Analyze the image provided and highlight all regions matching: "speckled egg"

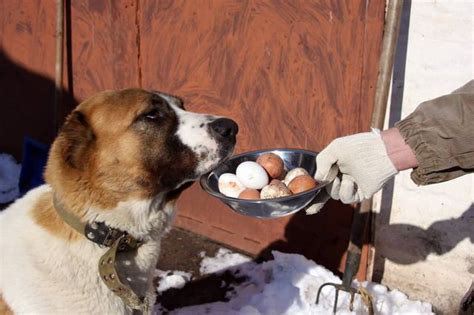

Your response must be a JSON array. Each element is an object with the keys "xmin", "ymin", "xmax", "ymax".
[
  {"xmin": 218, "ymin": 173, "xmax": 246, "ymax": 198},
  {"xmin": 260, "ymin": 179, "xmax": 292, "ymax": 199}
]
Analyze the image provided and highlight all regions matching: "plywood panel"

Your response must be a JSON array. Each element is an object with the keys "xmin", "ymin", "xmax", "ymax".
[
  {"xmin": 141, "ymin": 0, "xmax": 371, "ymax": 147},
  {"xmin": 0, "ymin": 0, "xmax": 384, "ymax": 280},
  {"xmin": 68, "ymin": 0, "xmax": 139, "ymax": 101},
  {"xmin": 140, "ymin": 0, "xmax": 385, "ymax": 278},
  {"xmin": 0, "ymin": 1, "xmax": 57, "ymax": 160},
  {"xmin": 0, "ymin": 0, "xmax": 141, "ymax": 159}
]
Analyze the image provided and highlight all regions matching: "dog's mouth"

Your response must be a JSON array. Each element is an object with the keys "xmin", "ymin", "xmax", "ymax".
[
  {"xmin": 212, "ymin": 144, "xmax": 236, "ymax": 170},
  {"xmin": 192, "ymin": 139, "xmax": 236, "ymax": 178},
  {"xmin": 170, "ymin": 144, "xmax": 235, "ymax": 191},
  {"xmin": 198, "ymin": 118, "xmax": 238, "ymax": 175},
  {"xmin": 169, "ymin": 106, "xmax": 239, "ymax": 186},
  {"xmin": 209, "ymin": 118, "xmax": 238, "ymax": 155}
]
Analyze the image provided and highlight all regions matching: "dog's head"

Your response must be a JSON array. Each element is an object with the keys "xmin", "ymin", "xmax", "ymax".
[{"xmin": 45, "ymin": 89, "xmax": 237, "ymax": 207}]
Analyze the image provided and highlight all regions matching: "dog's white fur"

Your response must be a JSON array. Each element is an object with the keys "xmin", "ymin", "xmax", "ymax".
[
  {"xmin": 0, "ymin": 90, "xmax": 236, "ymax": 314},
  {"xmin": 1, "ymin": 185, "xmax": 171, "ymax": 314},
  {"xmin": 163, "ymin": 94, "xmax": 221, "ymax": 175}
]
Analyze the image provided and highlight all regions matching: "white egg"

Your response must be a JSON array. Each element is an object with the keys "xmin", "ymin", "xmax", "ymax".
[
  {"xmin": 218, "ymin": 173, "xmax": 246, "ymax": 198},
  {"xmin": 236, "ymin": 161, "xmax": 269, "ymax": 190},
  {"xmin": 283, "ymin": 167, "xmax": 309, "ymax": 185}
]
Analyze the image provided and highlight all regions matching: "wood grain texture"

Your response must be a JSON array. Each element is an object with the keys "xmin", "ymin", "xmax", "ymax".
[
  {"xmin": 139, "ymin": 0, "xmax": 386, "ymax": 278},
  {"xmin": 141, "ymin": 0, "xmax": 371, "ymax": 150},
  {"xmin": 0, "ymin": 1, "xmax": 57, "ymax": 159},
  {"xmin": 358, "ymin": 0, "xmax": 386, "ymax": 130},
  {"xmin": 0, "ymin": 0, "xmax": 385, "ymax": 279},
  {"xmin": 0, "ymin": 0, "xmax": 141, "ymax": 159},
  {"xmin": 68, "ymin": 0, "xmax": 139, "ymax": 100}
]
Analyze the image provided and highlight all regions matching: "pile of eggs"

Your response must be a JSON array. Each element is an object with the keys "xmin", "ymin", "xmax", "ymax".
[{"xmin": 218, "ymin": 153, "xmax": 318, "ymax": 200}]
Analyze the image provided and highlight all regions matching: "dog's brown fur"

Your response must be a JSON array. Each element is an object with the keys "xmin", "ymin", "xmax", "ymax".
[
  {"xmin": 43, "ymin": 89, "xmax": 195, "ymax": 232},
  {"xmin": 0, "ymin": 294, "xmax": 13, "ymax": 315},
  {"xmin": 0, "ymin": 88, "xmax": 237, "ymax": 314},
  {"xmin": 30, "ymin": 191, "xmax": 81, "ymax": 242},
  {"xmin": 45, "ymin": 90, "xmax": 152, "ymax": 214}
]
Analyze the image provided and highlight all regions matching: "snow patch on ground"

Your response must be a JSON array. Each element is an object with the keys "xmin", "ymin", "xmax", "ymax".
[
  {"xmin": 156, "ymin": 270, "xmax": 192, "ymax": 293},
  {"xmin": 200, "ymin": 248, "xmax": 253, "ymax": 275},
  {"xmin": 155, "ymin": 249, "xmax": 433, "ymax": 315}
]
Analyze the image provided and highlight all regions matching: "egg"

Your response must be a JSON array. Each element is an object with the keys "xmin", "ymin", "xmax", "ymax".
[
  {"xmin": 218, "ymin": 173, "xmax": 246, "ymax": 197},
  {"xmin": 260, "ymin": 179, "xmax": 292, "ymax": 199},
  {"xmin": 238, "ymin": 188, "xmax": 261, "ymax": 200},
  {"xmin": 288, "ymin": 175, "xmax": 318, "ymax": 194},
  {"xmin": 283, "ymin": 167, "xmax": 310, "ymax": 185},
  {"xmin": 236, "ymin": 161, "xmax": 269, "ymax": 189},
  {"xmin": 256, "ymin": 153, "xmax": 285, "ymax": 179}
]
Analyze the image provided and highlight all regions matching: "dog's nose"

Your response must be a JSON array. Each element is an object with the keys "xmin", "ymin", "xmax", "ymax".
[{"xmin": 210, "ymin": 118, "xmax": 239, "ymax": 138}]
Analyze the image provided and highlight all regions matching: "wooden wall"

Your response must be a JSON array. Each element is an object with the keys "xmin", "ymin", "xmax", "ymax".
[{"xmin": 0, "ymin": 0, "xmax": 385, "ymax": 279}]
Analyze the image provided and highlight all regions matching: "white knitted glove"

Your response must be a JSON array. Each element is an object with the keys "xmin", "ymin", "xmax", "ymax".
[{"xmin": 314, "ymin": 131, "xmax": 398, "ymax": 204}]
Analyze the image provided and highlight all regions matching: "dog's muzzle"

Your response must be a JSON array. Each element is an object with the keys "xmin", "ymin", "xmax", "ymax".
[{"xmin": 209, "ymin": 118, "xmax": 239, "ymax": 142}]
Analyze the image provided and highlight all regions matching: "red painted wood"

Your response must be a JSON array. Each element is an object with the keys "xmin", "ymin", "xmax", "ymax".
[
  {"xmin": 68, "ymin": 0, "xmax": 140, "ymax": 101},
  {"xmin": 0, "ymin": 0, "xmax": 385, "ymax": 280},
  {"xmin": 0, "ymin": 0, "xmax": 140, "ymax": 159},
  {"xmin": 139, "ymin": 0, "xmax": 386, "ymax": 278},
  {"xmin": 0, "ymin": 1, "xmax": 57, "ymax": 159}
]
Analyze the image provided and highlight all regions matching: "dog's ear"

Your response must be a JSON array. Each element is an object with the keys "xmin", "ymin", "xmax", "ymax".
[
  {"xmin": 171, "ymin": 95, "xmax": 185, "ymax": 110},
  {"xmin": 153, "ymin": 91, "xmax": 185, "ymax": 110},
  {"xmin": 57, "ymin": 110, "xmax": 95, "ymax": 170}
]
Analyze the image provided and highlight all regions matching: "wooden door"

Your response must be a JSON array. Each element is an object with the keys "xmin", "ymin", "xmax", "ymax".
[
  {"xmin": 139, "ymin": 0, "xmax": 385, "ymax": 278},
  {"xmin": 0, "ymin": 0, "xmax": 384, "ymax": 279}
]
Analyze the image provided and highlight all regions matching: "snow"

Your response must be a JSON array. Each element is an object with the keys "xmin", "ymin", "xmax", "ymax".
[
  {"xmin": 0, "ymin": 153, "xmax": 21, "ymax": 204},
  {"xmin": 200, "ymin": 248, "xmax": 253, "ymax": 275},
  {"xmin": 156, "ymin": 270, "xmax": 192, "ymax": 293},
  {"xmin": 154, "ymin": 249, "xmax": 433, "ymax": 315}
]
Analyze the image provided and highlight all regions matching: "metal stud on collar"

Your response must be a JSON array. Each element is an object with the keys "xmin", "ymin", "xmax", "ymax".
[
  {"xmin": 53, "ymin": 194, "xmax": 147, "ymax": 312},
  {"xmin": 98, "ymin": 234, "xmax": 150, "ymax": 313}
]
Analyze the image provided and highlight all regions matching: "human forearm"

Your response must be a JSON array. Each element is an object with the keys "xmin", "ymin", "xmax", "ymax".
[
  {"xmin": 381, "ymin": 127, "xmax": 418, "ymax": 171},
  {"xmin": 394, "ymin": 80, "xmax": 474, "ymax": 185}
]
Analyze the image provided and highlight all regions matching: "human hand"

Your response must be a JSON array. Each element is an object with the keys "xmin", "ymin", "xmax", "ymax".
[
  {"xmin": 304, "ymin": 164, "xmax": 337, "ymax": 215},
  {"xmin": 313, "ymin": 131, "xmax": 398, "ymax": 206}
]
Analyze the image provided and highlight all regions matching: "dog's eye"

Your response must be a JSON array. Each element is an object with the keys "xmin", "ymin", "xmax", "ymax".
[{"xmin": 144, "ymin": 109, "xmax": 162, "ymax": 121}]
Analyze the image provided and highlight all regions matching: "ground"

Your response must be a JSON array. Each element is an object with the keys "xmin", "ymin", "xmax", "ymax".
[
  {"xmin": 0, "ymin": 202, "xmax": 435, "ymax": 314},
  {"xmin": 155, "ymin": 227, "xmax": 250, "ymax": 312}
]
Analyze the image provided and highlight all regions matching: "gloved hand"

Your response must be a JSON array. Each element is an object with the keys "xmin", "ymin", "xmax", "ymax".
[{"xmin": 306, "ymin": 130, "xmax": 398, "ymax": 214}]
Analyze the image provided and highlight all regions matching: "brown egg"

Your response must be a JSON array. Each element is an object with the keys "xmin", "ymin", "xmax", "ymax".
[
  {"xmin": 283, "ymin": 167, "xmax": 309, "ymax": 185},
  {"xmin": 238, "ymin": 188, "xmax": 261, "ymax": 200},
  {"xmin": 256, "ymin": 153, "xmax": 285, "ymax": 179},
  {"xmin": 288, "ymin": 175, "xmax": 318, "ymax": 194}
]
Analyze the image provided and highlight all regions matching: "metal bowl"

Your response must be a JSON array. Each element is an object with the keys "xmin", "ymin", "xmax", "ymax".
[{"xmin": 200, "ymin": 148, "xmax": 328, "ymax": 219}]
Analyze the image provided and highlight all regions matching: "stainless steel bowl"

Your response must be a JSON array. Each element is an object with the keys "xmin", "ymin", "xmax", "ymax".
[{"xmin": 200, "ymin": 148, "xmax": 329, "ymax": 219}]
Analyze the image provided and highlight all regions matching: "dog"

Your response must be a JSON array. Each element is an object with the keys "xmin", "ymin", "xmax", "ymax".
[{"xmin": 0, "ymin": 89, "xmax": 238, "ymax": 314}]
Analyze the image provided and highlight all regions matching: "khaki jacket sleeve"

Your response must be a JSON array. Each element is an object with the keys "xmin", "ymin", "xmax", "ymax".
[{"xmin": 395, "ymin": 80, "xmax": 474, "ymax": 185}]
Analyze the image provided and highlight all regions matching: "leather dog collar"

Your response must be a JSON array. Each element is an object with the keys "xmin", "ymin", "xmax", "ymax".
[
  {"xmin": 53, "ymin": 195, "xmax": 142, "ymax": 250},
  {"xmin": 53, "ymin": 195, "xmax": 150, "ymax": 313}
]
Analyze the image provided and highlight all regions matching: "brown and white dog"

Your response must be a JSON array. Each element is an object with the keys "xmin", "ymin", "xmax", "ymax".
[{"xmin": 0, "ymin": 89, "xmax": 238, "ymax": 314}]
